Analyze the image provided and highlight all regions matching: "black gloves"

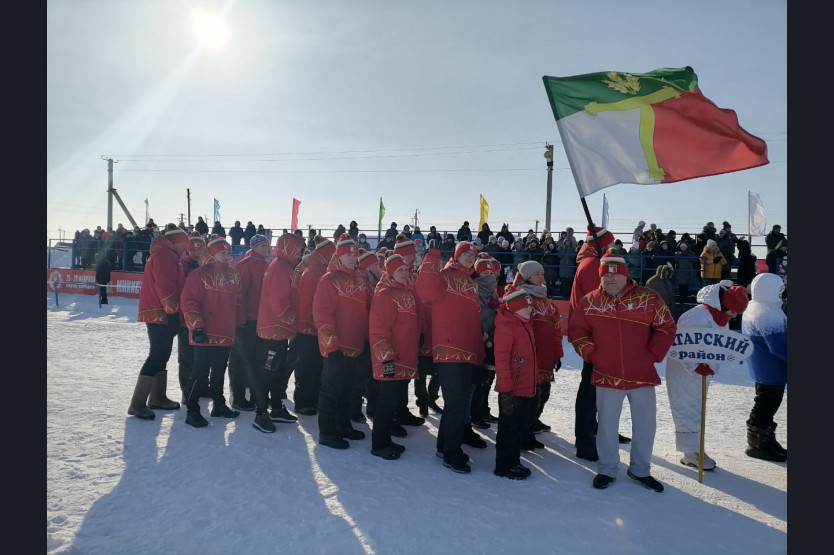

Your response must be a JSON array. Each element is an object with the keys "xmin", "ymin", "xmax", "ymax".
[
  {"xmin": 714, "ymin": 255, "xmax": 722, "ymax": 262},
  {"xmin": 192, "ymin": 328, "xmax": 208, "ymax": 344},
  {"xmin": 382, "ymin": 360, "xmax": 395, "ymax": 378},
  {"xmin": 498, "ymin": 392, "xmax": 514, "ymax": 415}
]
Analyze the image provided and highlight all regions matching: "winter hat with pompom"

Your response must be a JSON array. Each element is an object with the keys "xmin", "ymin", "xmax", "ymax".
[
  {"xmin": 164, "ymin": 224, "xmax": 189, "ymax": 245},
  {"xmin": 249, "ymin": 234, "xmax": 269, "ymax": 249},
  {"xmin": 334, "ymin": 233, "xmax": 358, "ymax": 257},
  {"xmin": 598, "ymin": 248, "xmax": 629, "ymax": 277},
  {"xmin": 384, "ymin": 253, "xmax": 410, "ymax": 276},
  {"xmin": 207, "ymin": 236, "xmax": 231, "ymax": 256},
  {"xmin": 502, "ymin": 285, "xmax": 533, "ymax": 313},
  {"xmin": 586, "ymin": 225, "xmax": 615, "ymax": 250}
]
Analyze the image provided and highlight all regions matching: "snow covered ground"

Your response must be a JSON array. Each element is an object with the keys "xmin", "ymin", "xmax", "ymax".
[{"xmin": 46, "ymin": 292, "xmax": 787, "ymax": 554}]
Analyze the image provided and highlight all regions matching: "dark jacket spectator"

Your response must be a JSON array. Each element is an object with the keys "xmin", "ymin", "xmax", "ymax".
[
  {"xmin": 765, "ymin": 225, "xmax": 786, "ymax": 253},
  {"xmin": 243, "ymin": 222, "xmax": 257, "ymax": 245},
  {"xmin": 736, "ymin": 238, "xmax": 758, "ymax": 288},
  {"xmin": 477, "ymin": 223, "xmax": 493, "ymax": 246},
  {"xmin": 496, "ymin": 224, "xmax": 515, "ymax": 248},
  {"xmin": 456, "ymin": 221, "xmax": 472, "ymax": 242},
  {"xmin": 228, "ymin": 221, "xmax": 245, "ymax": 245},
  {"xmin": 195, "ymin": 217, "xmax": 209, "ymax": 236},
  {"xmin": 211, "ymin": 221, "xmax": 226, "ymax": 237}
]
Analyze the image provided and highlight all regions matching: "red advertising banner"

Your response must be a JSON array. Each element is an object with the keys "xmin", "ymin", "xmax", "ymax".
[{"xmin": 46, "ymin": 269, "xmax": 143, "ymax": 299}]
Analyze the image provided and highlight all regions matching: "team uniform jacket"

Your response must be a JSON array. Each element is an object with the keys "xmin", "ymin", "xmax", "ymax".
[
  {"xmin": 568, "ymin": 241, "xmax": 604, "ymax": 318},
  {"xmin": 568, "ymin": 282, "xmax": 677, "ymax": 390},
  {"xmin": 493, "ymin": 305, "xmax": 539, "ymax": 398},
  {"xmin": 181, "ymin": 259, "xmax": 241, "ymax": 346},
  {"xmin": 369, "ymin": 278, "xmax": 422, "ymax": 380},
  {"xmin": 312, "ymin": 257, "xmax": 372, "ymax": 358},
  {"xmin": 137, "ymin": 235, "xmax": 185, "ymax": 324},
  {"xmin": 235, "ymin": 249, "xmax": 268, "ymax": 326},
  {"xmin": 256, "ymin": 241, "xmax": 302, "ymax": 341},
  {"xmin": 530, "ymin": 293, "xmax": 564, "ymax": 382},
  {"xmin": 415, "ymin": 249, "xmax": 484, "ymax": 365},
  {"xmin": 295, "ymin": 250, "xmax": 332, "ymax": 335}
]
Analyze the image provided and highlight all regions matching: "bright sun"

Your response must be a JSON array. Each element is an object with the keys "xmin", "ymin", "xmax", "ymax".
[{"xmin": 192, "ymin": 10, "xmax": 229, "ymax": 49}]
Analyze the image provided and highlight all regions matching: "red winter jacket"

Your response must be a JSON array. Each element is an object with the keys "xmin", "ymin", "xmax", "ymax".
[
  {"xmin": 235, "ymin": 249, "xmax": 268, "ymax": 325},
  {"xmin": 369, "ymin": 279, "xmax": 421, "ymax": 380},
  {"xmin": 137, "ymin": 236, "xmax": 185, "ymax": 324},
  {"xmin": 415, "ymin": 249, "xmax": 484, "ymax": 365},
  {"xmin": 493, "ymin": 305, "xmax": 538, "ymax": 398},
  {"xmin": 569, "ymin": 241, "xmax": 604, "ymax": 318},
  {"xmin": 256, "ymin": 248, "xmax": 300, "ymax": 341},
  {"xmin": 181, "ymin": 260, "xmax": 241, "ymax": 346},
  {"xmin": 295, "ymin": 250, "xmax": 331, "ymax": 335},
  {"xmin": 312, "ymin": 257, "xmax": 372, "ymax": 358},
  {"xmin": 529, "ymin": 295, "xmax": 564, "ymax": 382},
  {"xmin": 568, "ymin": 282, "xmax": 677, "ymax": 390}
]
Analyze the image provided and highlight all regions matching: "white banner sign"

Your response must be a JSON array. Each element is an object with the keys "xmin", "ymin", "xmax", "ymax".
[{"xmin": 667, "ymin": 326, "xmax": 753, "ymax": 364}]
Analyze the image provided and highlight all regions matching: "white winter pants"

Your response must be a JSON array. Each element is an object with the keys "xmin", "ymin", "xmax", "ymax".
[
  {"xmin": 666, "ymin": 361, "xmax": 711, "ymax": 453},
  {"xmin": 596, "ymin": 386, "xmax": 656, "ymax": 479}
]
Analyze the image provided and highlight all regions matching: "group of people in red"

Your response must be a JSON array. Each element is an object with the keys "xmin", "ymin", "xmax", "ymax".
[{"xmin": 125, "ymin": 217, "xmax": 783, "ymax": 490}]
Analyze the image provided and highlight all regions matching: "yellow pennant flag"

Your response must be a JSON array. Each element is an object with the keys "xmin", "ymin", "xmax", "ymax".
[{"xmin": 479, "ymin": 195, "xmax": 489, "ymax": 233}]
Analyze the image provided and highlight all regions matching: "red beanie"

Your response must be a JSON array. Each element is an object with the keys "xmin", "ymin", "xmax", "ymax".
[
  {"xmin": 334, "ymin": 233, "xmax": 358, "ymax": 258},
  {"xmin": 720, "ymin": 285, "xmax": 749, "ymax": 313},
  {"xmin": 384, "ymin": 253, "xmax": 410, "ymax": 276},
  {"xmin": 598, "ymin": 248, "xmax": 629, "ymax": 277},
  {"xmin": 188, "ymin": 231, "xmax": 206, "ymax": 249},
  {"xmin": 586, "ymin": 225, "xmax": 615, "ymax": 250},
  {"xmin": 473, "ymin": 253, "xmax": 500, "ymax": 274},
  {"xmin": 164, "ymin": 225, "xmax": 189, "ymax": 245},
  {"xmin": 393, "ymin": 233, "xmax": 416, "ymax": 256},
  {"xmin": 207, "ymin": 237, "xmax": 230, "ymax": 256},
  {"xmin": 502, "ymin": 285, "xmax": 532, "ymax": 313},
  {"xmin": 314, "ymin": 236, "xmax": 336, "ymax": 258},
  {"xmin": 454, "ymin": 241, "xmax": 478, "ymax": 261},
  {"xmin": 358, "ymin": 248, "xmax": 378, "ymax": 270}
]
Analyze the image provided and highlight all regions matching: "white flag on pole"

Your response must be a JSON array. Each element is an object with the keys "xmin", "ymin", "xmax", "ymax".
[
  {"xmin": 748, "ymin": 191, "xmax": 766, "ymax": 236},
  {"xmin": 144, "ymin": 198, "xmax": 149, "ymax": 225},
  {"xmin": 601, "ymin": 194, "xmax": 609, "ymax": 229}
]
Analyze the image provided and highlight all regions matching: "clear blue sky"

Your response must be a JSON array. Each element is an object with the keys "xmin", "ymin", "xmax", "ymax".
[{"xmin": 47, "ymin": 0, "xmax": 787, "ymax": 242}]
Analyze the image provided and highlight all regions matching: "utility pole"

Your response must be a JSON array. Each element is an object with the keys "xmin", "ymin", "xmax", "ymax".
[
  {"xmin": 544, "ymin": 142, "xmax": 554, "ymax": 232},
  {"xmin": 413, "ymin": 209, "xmax": 420, "ymax": 229},
  {"xmin": 187, "ymin": 188, "xmax": 192, "ymax": 227},
  {"xmin": 102, "ymin": 156, "xmax": 139, "ymax": 230}
]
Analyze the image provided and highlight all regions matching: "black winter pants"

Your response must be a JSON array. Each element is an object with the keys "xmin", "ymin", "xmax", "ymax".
[
  {"xmin": 317, "ymin": 353, "xmax": 356, "ymax": 436},
  {"xmin": 436, "ymin": 362, "xmax": 474, "ymax": 460},
  {"xmin": 372, "ymin": 380, "xmax": 408, "ymax": 450},
  {"xmin": 185, "ymin": 345, "xmax": 232, "ymax": 413},
  {"xmin": 177, "ymin": 326, "xmax": 194, "ymax": 393},
  {"xmin": 748, "ymin": 382, "xmax": 786, "ymax": 428},
  {"xmin": 574, "ymin": 361, "xmax": 597, "ymax": 450},
  {"xmin": 140, "ymin": 314, "xmax": 180, "ymax": 377},
  {"xmin": 260, "ymin": 338, "xmax": 290, "ymax": 412},
  {"xmin": 227, "ymin": 321, "xmax": 256, "ymax": 401},
  {"xmin": 495, "ymin": 393, "xmax": 536, "ymax": 472},
  {"xmin": 293, "ymin": 333, "xmax": 323, "ymax": 410}
]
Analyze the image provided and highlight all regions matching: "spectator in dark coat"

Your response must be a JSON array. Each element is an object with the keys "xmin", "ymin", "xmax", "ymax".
[
  {"xmin": 496, "ymin": 223, "xmax": 515, "ymax": 248},
  {"xmin": 243, "ymin": 221, "xmax": 257, "ymax": 246},
  {"xmin": 765, "ymin": 225, "xmax": 786, "ymax": 253},
  {"xmin": 211, "ymin": 221, "xmax": 226, "ymax": 237},
  {"xmin": 94, "ymin": 251, "xmax": 112, "ymax": 304},
  {"xmin": 228, "ymin": 221, "xmax": 245, "ymax": 246},
  {"xmin": 194, "ymin": 217, "xmax": 209, "ymax": 235},
  {"xmin": 766, "ymin": 239, "xmax": 787, "ymax": 275},
  {"xmin": 457, "ymin": 221, "xmax": 473, "ymax": 242},
  {"xmin": 673, "ymin": 242, "xmax": 697, "ymax": 304},
  {"xmin": 735, "ymin": 238, "xmax": 758, "ymax": 288},
  {"xmin": 477, "ymin": 223, "xmax": 493, "ymax": 246}
]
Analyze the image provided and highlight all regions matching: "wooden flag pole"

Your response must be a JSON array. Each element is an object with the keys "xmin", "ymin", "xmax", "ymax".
[{"xmin": 698, "ymin": 374, "xmax": 708, "ymax": 483}]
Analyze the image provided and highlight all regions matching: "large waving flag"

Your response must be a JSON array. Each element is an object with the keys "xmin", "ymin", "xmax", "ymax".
[
  {"xmin": 748, "ymin": 191, "xmax": 767, "ymax": 236},
  {"xmin": 291, "ymin": 198, "xmax": 301, "ymax": 231},
  {"xmin": 479, "ymin": 195, "xmax": 489, "ymax": 233},
  {"xmin": 213, "ymin": 198, "xmax": 221, "ymax": 223},
  {"xmin": 542, "ymin": 66, "xmax": 769, "ymax": 197}
]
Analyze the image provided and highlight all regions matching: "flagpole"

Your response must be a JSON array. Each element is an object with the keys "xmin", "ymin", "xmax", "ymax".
[
  {"xmin": 580, "ymin": 197, "xmax": 604, "ymax": 257},
  {"xmin": 747, "ymin": 190, "xmax": 751, "ymax": 240}
]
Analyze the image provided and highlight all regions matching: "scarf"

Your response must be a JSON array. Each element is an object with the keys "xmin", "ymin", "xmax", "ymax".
[{"xmin": 705, "ymin": 304, "xmax": 731, "ymax": 327}]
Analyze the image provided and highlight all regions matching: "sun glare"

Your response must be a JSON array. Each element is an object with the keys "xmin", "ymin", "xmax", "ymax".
[{"xmin": 192, "ymin": 10, "xmax": 229, "ymax": 50}]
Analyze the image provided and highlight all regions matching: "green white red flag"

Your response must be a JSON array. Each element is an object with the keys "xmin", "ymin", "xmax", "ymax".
[{"xmin": 542, "ymin": 66, "xmax": 769, "ymax": 197}]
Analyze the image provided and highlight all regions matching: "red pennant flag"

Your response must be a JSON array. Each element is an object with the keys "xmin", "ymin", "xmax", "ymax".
[{"xmin": 291, "ymin": 198, "xmax": 301, "ymax": 231}]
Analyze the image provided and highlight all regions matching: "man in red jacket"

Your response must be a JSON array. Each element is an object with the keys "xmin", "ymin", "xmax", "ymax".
[
  {"xmin": 416, "ymin": 240, "xmax": 484, "ymax": 474},
  {"xmin": 128, "ymin": 225, "xmax": 189, "ymax": 420},
  {"xmin": 569, "ymin": 225, "xmax": 630, "ymax": 461},
  {"xmin": 314, "ymin": 234, "xmax": 373, "ymax": 449},
  {"xmin": 293, "ymin": 236, "xmax": 336, "ymax": 415},
  {"xmin": 569, "ymin": 249, "xmax": 677, "ymax": 492}
]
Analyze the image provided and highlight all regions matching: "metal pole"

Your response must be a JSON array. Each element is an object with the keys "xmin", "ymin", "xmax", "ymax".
[
  {"xmin": 105, "ymin": 157, "xmax": 114, "ymax": 231},
  {"xmin": 187, "ymin": 188, "xmax": 192, "ymax": 227},
  {"xmin": 544, "ymin": 143, "xmax": 554, "ymax": 231}
]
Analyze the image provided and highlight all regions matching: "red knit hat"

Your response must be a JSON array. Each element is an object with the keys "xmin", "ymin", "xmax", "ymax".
[
  {"xmin": 314, "ymin": 235, "xmax": 336, "ymax": 258},
  {"xmin": 375, "ymin": 247, "xmax": 388, "ymax": 261},
  {"xmin": 334, "ymin": 233, "xmax": 358, "ymax": 257},
  {"xmin": 720, "ymin": 285, "xmax": 749, "ymax": 313},
  {"xmin": 384, "ymin": 253, "xmax": 410, "ymax": 276},
  {"xmin": 207, "ymin": 237, "xmax": 231, "ymax": 256},
  {"xmin": 473, "ymin": 253, "xmax": 500, "ymax": 275},
  {"xmin": 502, "ymin": 285, "xmax": 532, "ymax": 313},
  {"xmin": 164, "ymin": 224, "xmax": 189, "ymax": 245},
  {"xmin": 586, "ymin": 225, "xmax": 615, "ymax": 250},
  {"xmin": 188, "ymin": 231, "xmax": 206, "ymax": 249},
  {"xmin": 393, "ymin": 233, "xmax": 416, "ymax": 256},
  {"xmin": 454, "ymin": 241, "xmax": 478, "ymax": 261},
  {"xmin": 358, "ymin": 248, "xmax": 378, "ymax": 270},
  {"xmin": 598, "ymin": 248, "xmax": 629, "ymax": 277}
]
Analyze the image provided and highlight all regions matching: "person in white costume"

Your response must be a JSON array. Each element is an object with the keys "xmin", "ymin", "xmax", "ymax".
[{"xmin": 665, "ymin": 280, "xmax": 749, "ymax": 470}]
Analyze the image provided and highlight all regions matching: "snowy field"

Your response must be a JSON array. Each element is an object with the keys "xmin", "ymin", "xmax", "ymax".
[{"xmin": 46, "ymin": 292, "xmax": 786, "ymax": 555}]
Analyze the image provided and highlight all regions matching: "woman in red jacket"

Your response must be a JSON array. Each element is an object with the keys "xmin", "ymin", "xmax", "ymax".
[
  {"xmin": 368, "ymin": 254, "xmax": 422, "ymax": 460},
  {"xmin": 181, "ymin": 237, "xmax": 242, "ymax": 428},
  {"xmin": 493, "ymin": 286, "xmax": 538, "ymax": 480}
]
